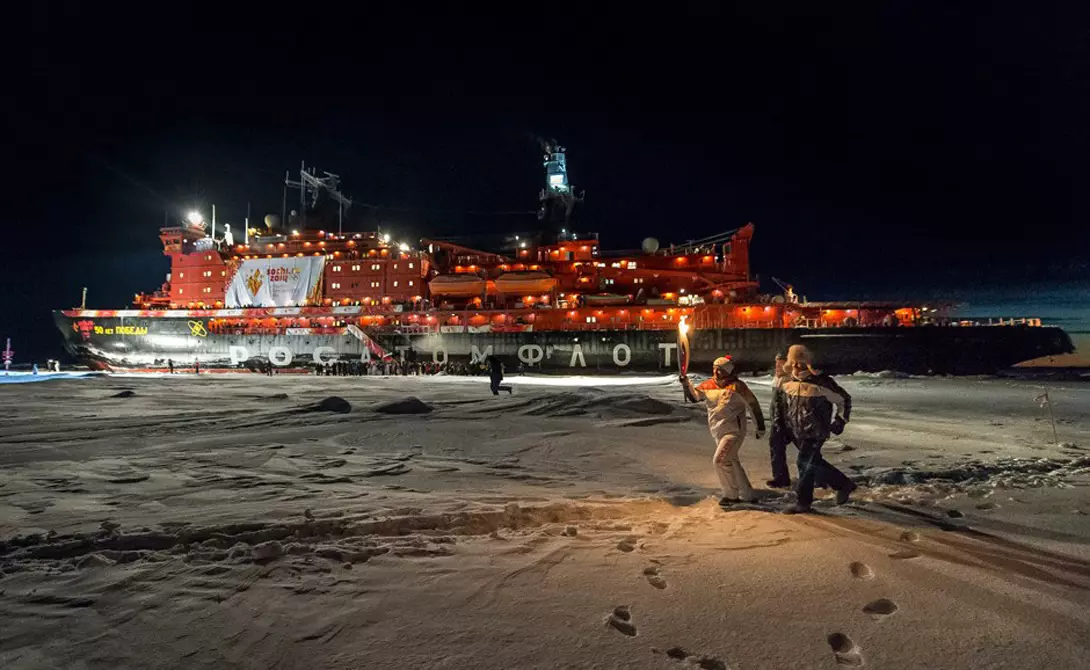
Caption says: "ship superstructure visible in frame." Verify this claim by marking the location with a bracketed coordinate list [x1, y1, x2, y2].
[54, 148, 1074, 374]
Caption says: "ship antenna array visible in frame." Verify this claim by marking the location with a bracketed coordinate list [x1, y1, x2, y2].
[284, 163, 355, 234]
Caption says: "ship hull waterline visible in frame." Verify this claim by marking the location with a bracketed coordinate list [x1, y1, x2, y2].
[54, 312, 1075, 376]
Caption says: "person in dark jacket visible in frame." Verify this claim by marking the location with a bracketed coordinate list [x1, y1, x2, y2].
[771, 345, 857, 513]
[766, 351, 792, 488]
[486, 356, 513, 395]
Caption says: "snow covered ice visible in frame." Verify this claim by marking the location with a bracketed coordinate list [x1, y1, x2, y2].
[1, 373, 1089, 668]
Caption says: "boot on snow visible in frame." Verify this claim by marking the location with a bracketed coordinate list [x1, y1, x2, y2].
[836, 482, 858, 506]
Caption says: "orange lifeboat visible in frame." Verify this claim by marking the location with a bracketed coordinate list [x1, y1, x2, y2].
[494, 271, 557, 294]
[429, 274, 486, 298]
[584, 293, 631, 306]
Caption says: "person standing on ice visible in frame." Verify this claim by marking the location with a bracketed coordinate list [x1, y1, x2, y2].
[681, 355, 766, 507]
[767, 351, 793, 489]
[772, 344, 857, 514]
[486, 355, 513, 395]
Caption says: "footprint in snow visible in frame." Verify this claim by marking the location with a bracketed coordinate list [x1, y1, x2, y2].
[849, 562, 874, 580]
[643, 565, 667, 589]
[827, 632, 864, 667]
[607, 605, 637, 637]
[863, 598, 899, 619]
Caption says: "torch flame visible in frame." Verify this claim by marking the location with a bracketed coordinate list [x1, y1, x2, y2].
[678, 315, 689, 336]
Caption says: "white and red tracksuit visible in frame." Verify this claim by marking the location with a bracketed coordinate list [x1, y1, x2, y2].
[694, 378, 766, 501]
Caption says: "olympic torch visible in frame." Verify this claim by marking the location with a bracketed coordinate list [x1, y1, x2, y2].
[677, 316, 695, 401]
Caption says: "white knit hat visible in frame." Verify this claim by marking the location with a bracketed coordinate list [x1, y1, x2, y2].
[713, 355, 734, 375]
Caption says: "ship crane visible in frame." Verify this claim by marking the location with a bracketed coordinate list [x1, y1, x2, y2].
[771, 277, 800, 304]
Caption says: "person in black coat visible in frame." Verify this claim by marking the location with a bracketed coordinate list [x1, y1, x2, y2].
[767, 351, 792, 488]
[771, 345, 857, 513]
[486, 355, 513, 395]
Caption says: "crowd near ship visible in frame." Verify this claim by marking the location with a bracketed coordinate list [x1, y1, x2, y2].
[54, 144, 1074, 374]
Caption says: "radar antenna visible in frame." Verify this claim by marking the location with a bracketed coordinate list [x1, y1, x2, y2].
[285, 163, 355, 234]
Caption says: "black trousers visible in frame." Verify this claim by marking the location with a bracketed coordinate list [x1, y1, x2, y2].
[769, 430, 791, 485]
[490, 378, 510, 395]
[795, 439, 852, 508]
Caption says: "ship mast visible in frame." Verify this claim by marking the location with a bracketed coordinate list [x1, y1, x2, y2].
[285, 164, 355, 234]
[537, 140, 584, 241]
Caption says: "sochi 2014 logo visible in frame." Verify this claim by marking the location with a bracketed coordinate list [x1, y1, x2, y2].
[267, 266, 302, 283]
[245, 268, 263, 295]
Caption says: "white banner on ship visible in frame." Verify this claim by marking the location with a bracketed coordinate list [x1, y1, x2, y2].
[225, 257, 326, 308]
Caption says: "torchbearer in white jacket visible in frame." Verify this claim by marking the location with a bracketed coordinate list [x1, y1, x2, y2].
[681, 356, 767, 506]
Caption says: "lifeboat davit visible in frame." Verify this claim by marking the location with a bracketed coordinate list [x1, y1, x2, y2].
[494, 271, 557, 294]
[429, 274, 486, 297]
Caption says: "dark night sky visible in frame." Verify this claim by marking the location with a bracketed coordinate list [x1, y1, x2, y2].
[5, 3, 1089, 361]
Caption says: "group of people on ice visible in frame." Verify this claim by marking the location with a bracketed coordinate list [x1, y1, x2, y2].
[680, 344, 856, 514]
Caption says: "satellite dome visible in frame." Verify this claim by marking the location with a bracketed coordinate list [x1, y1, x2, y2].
[641, 237, 660, 254]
